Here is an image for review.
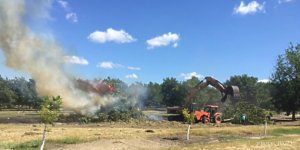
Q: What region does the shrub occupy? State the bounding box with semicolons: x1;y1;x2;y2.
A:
182;108;195;124
96;112;108;122
106;107;144;122
224;101;265;124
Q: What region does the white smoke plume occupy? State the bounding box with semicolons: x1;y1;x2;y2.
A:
0;0;121;113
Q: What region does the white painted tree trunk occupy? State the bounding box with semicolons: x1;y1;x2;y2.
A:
187;125;191;140
264;120;267;137
40;124;47;150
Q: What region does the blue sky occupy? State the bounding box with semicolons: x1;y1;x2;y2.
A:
0;0;300;83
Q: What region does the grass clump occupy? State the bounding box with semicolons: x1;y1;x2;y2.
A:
1;140;41;150
0;137;86;150
271;128;300;136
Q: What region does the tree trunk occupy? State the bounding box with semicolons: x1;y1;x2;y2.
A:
186;125;191;140
292;111;296;121
40;124;47;150
264;119;267;137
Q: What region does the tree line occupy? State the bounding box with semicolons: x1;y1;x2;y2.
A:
0;44;299;121
144;44;300;121
146;75;274;109
0;76;41;109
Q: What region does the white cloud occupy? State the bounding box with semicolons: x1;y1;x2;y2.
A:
180;72;202;80
57;0;69;10
128;66;141;70
278;0;293;4
258;79;270;83
66;12;78;23
63;55;88;65
125;73;138;79
97;61;123;69
88;28;136;44
234;1;265;15
58;0;78;23
147;32;180;49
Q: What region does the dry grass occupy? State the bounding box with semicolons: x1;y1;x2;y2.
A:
1;118;300;149
2;110;300;150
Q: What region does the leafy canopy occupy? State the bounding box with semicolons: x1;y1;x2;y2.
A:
40;96;62;124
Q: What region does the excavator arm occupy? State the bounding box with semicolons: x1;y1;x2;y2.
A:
187;76;240;105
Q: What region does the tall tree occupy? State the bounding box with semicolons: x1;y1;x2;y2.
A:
145;82;163;107
161;78;186;106
0;76;17;108
225;75;258;104
271;44;300;121
256;82;273;110
183;76;221;108
8;77;39;109
127;82;147;108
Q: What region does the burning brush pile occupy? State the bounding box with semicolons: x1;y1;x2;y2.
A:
60;79;147;123
0;0;146;122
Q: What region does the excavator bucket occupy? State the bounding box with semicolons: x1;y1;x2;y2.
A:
227;86;240;99
221;86;240;102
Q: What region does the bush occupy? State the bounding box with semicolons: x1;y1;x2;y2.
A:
58;113;86;122
106;107;144;122
96;113;109;122
182;108;195;124
79;116;92;124
94;107;144;122
224;101;265;124
59;106;145;123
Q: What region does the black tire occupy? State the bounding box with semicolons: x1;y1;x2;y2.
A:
194;116;200;123
202;116;207;124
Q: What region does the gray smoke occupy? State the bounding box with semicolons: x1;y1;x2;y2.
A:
0;0;123;113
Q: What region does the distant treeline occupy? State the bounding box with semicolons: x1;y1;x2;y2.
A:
0;76;41;109
0;74;273;110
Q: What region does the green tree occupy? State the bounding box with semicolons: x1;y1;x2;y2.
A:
271;44;300;121
225;74;258;104
103;77;128;96
40;96;62;150
8;77;40;109
182;108;195;140
161;78;186;106
145;82;163;107
256;82;274;110
0;76;17;108
183;76;221;108
127;82;147;108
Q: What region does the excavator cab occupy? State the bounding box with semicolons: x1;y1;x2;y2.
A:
204;105;218;122
190;103;197;112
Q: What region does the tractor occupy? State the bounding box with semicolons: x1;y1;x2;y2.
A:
166;76;240;122
192;104;222;124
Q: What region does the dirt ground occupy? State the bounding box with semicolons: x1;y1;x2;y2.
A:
1;111;300;150
55;138;174;150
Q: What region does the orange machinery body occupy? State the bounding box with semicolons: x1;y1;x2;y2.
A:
194;105;222;124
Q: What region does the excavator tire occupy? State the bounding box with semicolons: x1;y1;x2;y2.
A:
215;115;222;124
202;116;209;124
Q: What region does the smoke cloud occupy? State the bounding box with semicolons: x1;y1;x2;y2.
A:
0;0;139;114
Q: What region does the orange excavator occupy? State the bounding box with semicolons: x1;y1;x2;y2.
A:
188;76;240;123
167;76;240;123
